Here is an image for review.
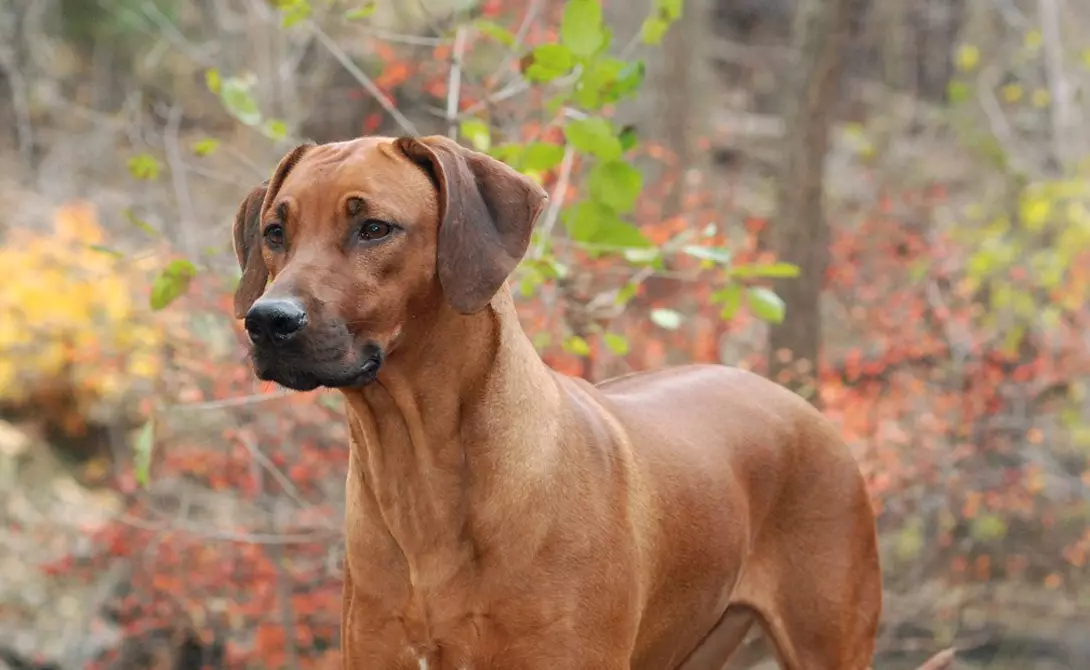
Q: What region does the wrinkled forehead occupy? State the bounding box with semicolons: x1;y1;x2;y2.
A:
271;137;437;224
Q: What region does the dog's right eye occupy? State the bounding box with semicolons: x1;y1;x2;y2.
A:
263;224;285;248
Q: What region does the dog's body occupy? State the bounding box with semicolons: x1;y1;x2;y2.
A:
231;136;885;669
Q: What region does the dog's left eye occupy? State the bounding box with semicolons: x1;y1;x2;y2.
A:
359;220;393;242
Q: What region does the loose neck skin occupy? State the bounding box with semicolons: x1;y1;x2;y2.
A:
338;289;561;572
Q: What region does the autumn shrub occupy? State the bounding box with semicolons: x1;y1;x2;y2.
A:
0;201;168;436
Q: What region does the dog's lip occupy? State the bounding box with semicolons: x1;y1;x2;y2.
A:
337;353;383;388
252;353;383;391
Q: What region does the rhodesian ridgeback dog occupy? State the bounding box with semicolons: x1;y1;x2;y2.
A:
231;135;953;669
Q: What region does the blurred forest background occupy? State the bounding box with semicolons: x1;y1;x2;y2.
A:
0;0;1089;668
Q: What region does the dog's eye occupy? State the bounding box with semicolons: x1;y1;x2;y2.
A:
359;220;393;242
263;224;285;248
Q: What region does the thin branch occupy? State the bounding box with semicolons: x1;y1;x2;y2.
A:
446;26;469;138
309;21;419;136
975;66;1041;176
163;103;198;259
115;512;337;545
239;435;309;508
1037;0;1080;172
359;27;448;46
140;0;218;67
166;389;292;412
490;0;544;86
531;145;576;260
0;40;33;169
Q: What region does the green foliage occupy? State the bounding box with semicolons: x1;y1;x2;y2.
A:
150;260;197;311
344;3;377;21
745;287;786;324
128;0;795;337
127;154;162;181
133;416;155;487
641;0;683;45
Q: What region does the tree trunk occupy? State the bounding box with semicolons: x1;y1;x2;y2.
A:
766;0;852;407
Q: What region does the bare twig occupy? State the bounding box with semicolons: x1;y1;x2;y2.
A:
140;0;218;67
975;66;1041;176
531;145;577;260
0;40;33;169
163;103;198;259
115;512;336;545
167;389;292;412
239;435;309;508
446;26;469;139
1037;0;1080;172
490;0;544;86
358;27;448;46
309;22;419;136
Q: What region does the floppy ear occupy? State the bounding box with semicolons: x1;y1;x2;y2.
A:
231;144;312;319
394;135;548;314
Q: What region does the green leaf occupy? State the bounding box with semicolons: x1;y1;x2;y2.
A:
947;80;970;104
656;0;683;21
344;3;377;20
714;283;743;320
460;118;492;152
563;201;607;242
970;513;1008;542
640;17;669;45
150;259;198;311
561;0;606;58
205;68;222;95
610;61;646;101
616;282;640;307
262;119;289;141
603;332;629;355
192;138;220;156
124;208;159;236
475;18;516;47
650;308;682;330
278;0;311;27
746;287;785;324
526;44;574;82
564;117;622;161
489;142;523;164
618;125;639;152
564;335;591;356
133;417;155;487
220;77;262;126
588;160;643;213
127;153;161;181
532;332;552;351
317;392;345;413
88;244;125;259
730;262;801;278
895;516;924;561
593;217;653;248
521;142;565;173
682;245;732;264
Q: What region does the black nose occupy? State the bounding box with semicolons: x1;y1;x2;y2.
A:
244;298;308;344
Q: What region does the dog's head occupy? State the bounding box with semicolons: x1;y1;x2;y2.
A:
231;135;548;392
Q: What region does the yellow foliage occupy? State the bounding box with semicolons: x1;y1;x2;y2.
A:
0;202;167;427
954;44;980;72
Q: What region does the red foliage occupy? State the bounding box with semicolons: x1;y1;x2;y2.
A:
30;4;1090;666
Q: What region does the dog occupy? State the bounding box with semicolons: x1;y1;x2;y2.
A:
230;135;947;669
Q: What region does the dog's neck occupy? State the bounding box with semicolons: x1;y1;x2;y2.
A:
338;288;560;569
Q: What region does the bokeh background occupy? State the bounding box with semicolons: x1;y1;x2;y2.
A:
1;0;1088;668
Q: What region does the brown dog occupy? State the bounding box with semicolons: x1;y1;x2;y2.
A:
230;135;892;669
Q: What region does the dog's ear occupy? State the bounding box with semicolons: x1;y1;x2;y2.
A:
231;144;312;319
395;135;548;314
232;181;270;319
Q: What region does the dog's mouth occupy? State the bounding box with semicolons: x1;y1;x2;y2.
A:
252;344;385;392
